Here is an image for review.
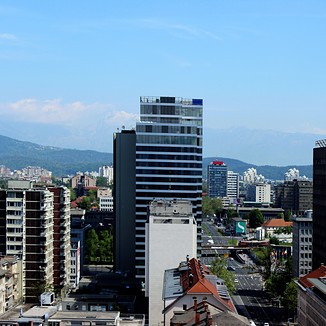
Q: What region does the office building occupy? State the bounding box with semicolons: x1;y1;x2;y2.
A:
292;210;313;277
114;97;202;281
227;170;239;200
135;96;203;280
207;161;227;198
145;199;197;326
113;129;136;274
312;139;326;269
246;183;271;203
274;180;313;215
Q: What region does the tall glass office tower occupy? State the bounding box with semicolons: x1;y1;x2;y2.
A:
207;161;228;198
135;96;203;279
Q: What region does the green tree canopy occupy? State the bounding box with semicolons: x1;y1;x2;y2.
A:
85;229;99;263
284;210;292;222
248;209;264;228
69;187;77;201
202;196;223;217
96;176;108;187
269;236;280;245
281;280;297;313
98;230;113;263
210;256;236;294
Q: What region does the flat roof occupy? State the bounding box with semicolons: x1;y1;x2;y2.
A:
308;277;326;295
162;268;184;299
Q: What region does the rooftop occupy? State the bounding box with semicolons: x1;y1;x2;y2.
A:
299;264;326;289
263;219;293;228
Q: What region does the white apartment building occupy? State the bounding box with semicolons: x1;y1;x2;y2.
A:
247;183;271;203
99;196;113;212
227;170;239;199
99;165;114;183
145;199;197;326
70;241;81;289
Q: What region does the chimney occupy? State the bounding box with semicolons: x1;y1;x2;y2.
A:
208;314;213;326
195;309;200;325
202;296;207;306
193;296;198;310
189;273;193;287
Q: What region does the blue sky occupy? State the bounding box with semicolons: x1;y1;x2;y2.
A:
1;1;326;165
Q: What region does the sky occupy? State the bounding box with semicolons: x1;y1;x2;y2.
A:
1;1;326;166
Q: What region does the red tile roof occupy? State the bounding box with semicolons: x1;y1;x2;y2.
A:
299;264;326;288
263;219;293;228
181;258;236;312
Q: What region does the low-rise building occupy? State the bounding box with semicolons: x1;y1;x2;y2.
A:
0;256;22;314
162;257;240;326
262;218;292;238
0;303;145;326
297;264;326;326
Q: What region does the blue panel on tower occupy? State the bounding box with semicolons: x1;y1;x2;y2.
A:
192;99;203;105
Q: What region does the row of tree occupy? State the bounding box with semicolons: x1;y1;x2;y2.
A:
203;196;292;228
253;247;297;315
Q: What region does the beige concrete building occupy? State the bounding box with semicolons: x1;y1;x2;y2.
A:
0;256;22;314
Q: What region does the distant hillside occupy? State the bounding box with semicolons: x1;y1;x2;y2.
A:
203;157;313;181
0;135;112;176
0;135;312;179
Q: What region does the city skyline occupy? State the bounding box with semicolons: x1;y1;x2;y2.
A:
1;1;326;165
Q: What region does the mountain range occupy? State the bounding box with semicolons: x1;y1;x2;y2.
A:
0;134;312;179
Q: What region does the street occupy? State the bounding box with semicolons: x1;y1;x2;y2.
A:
202;220;287;326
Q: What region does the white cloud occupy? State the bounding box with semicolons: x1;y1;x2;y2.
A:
2;98;139;128
0;33;16;40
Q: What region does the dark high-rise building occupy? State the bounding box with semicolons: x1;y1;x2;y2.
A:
207;161;228;198
274;180;313;214
113;129;136;274
312;139;326;269
114;97;203;281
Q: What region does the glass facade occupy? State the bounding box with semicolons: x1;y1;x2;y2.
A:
135;96;203;279
207;162;228;198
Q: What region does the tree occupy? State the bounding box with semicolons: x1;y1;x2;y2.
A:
85;229;99;263
252;246;272;280
77;196;92;210
248;209;264;228
210;256;236;294
284;210;292;222
211;198;223;216
69;187;77;201
269;236;280;245
202;196;214;216
98;230;113;262
202;197;223;217
96;176;108;187
282;280;297;313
